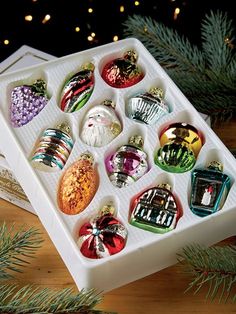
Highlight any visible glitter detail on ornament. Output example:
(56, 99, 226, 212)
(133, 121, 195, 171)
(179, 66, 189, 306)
(10, 79, 49, 128)
(77, 204, 128, 259)
(80, 99, 122, 147)
(105, 135, 149, 188)
(126, 87, 170, 125)
(129, 183, 182, 233)
(57, 152, 98, 215)
(101, 50, 144, 88)
(60, 63, 95, 113)
(31, 122, 74, 172)
(190, 161, 231, 217)
(154, 122, 203, 173)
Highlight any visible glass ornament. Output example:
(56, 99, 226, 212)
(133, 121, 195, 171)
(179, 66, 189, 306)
(101, 50, 144, 88)
(129, 183, 182, 233)
(77, 204, 128, 259)
(57, 152, 98, 215)
(190, 161, 231, 217)
(126, 87, 169, 125)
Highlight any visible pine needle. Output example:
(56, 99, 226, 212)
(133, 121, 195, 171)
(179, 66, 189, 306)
(0, 284, 114, 313)
(178, 244, 236, 303)
(0, 223, 43, 280)
(123, 11, 236, 124)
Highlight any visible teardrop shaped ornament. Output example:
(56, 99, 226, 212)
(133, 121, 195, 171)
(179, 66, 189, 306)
(60, 63, 95, 113)
(77, 204, 128, 259)
(101, 50, 144, 88)
(57, 152, 98, 215)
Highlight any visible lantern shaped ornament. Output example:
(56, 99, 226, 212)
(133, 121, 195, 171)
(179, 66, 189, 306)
(190, 161, 231, 217)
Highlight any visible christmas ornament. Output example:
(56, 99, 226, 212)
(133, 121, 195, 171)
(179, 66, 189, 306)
(154, 122, 203, 173)
(190, 161, 231, 217)
(60, 63, 95, 113)
(10, 79, 49, 128)
(80, 100, 122, 147)
(126, 87, 169, 124)
(129, 183, 182, 233)
(77, 204, 128, 259)
(105, 135, 149, 188)
(31, 122, 73, 172)
(57, 152, 98, 215)
(101, 50, 144, 88)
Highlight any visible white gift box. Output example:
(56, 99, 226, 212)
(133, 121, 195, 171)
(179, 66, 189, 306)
(0, 38, 235, 292)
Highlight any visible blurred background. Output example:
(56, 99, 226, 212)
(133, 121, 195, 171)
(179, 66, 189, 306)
(0, 0, 234, 62)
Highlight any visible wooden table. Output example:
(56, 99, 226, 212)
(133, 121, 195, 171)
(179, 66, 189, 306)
(1, 119, 236, 314)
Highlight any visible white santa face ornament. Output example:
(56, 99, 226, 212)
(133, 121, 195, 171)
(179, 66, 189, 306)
(80, 100, 122, 147)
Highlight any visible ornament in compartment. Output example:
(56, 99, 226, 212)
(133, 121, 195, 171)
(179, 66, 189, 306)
(126, 87, 170, 125)
(105, 135, 149, 188)
(58, 152, 98, 215)
(80, 100, 122, 147)
(129, 183, 182, 233)
(154, 122, 203, 173)
(10, 79, 49, 128)
(101, 50, 144, 88)
(190, 161, 231, 217)
(31, 122, 73, 172)
(60, 63, 95, 113)
(77, 204, 127, 259)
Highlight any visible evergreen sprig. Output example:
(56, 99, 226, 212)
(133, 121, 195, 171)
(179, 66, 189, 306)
(0, 223, 114, 313)
(0, 285, 112, 314)
(0, 223, 43, 279)
(178, 244, 236, 302)
(123, 11, 236, 124)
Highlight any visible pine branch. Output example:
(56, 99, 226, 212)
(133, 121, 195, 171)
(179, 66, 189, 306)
(178, 244, 236, 303)
(0, 285, 114, 314)
(0, 223, 43, 280)
(123, 12, 236, 124)
(123, 14, 205, 72)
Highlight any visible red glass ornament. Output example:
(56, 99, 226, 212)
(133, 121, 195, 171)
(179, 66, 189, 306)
(77, 205, 127, 259)
(101, 50, 144, 88)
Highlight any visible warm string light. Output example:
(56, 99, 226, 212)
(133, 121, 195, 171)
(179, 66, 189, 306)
(75, 26, 80, 32)
(120, 5, 125, 12)
(4, 40, 10, 45)
(88, 8, 93, 13)
(113, 35, 119, 42)
(134, 1, 140, 6)
(25, 15, 33, 22)
(42, 14, 51, 24)
(173, 7, 180, 20)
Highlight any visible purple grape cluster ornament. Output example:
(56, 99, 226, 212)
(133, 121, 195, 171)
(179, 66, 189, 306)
(10, 79, 49, 128)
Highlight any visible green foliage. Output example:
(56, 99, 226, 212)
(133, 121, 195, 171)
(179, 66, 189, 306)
(178, 244, 236, 302)
(0, 285, 112, 314)
(0, 223, 42, 279)
(123, 11, 236, 124)
(0, 223, 114, 313)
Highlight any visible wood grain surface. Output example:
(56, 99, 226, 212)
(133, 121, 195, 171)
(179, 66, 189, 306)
(1, 118, 236, 314)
